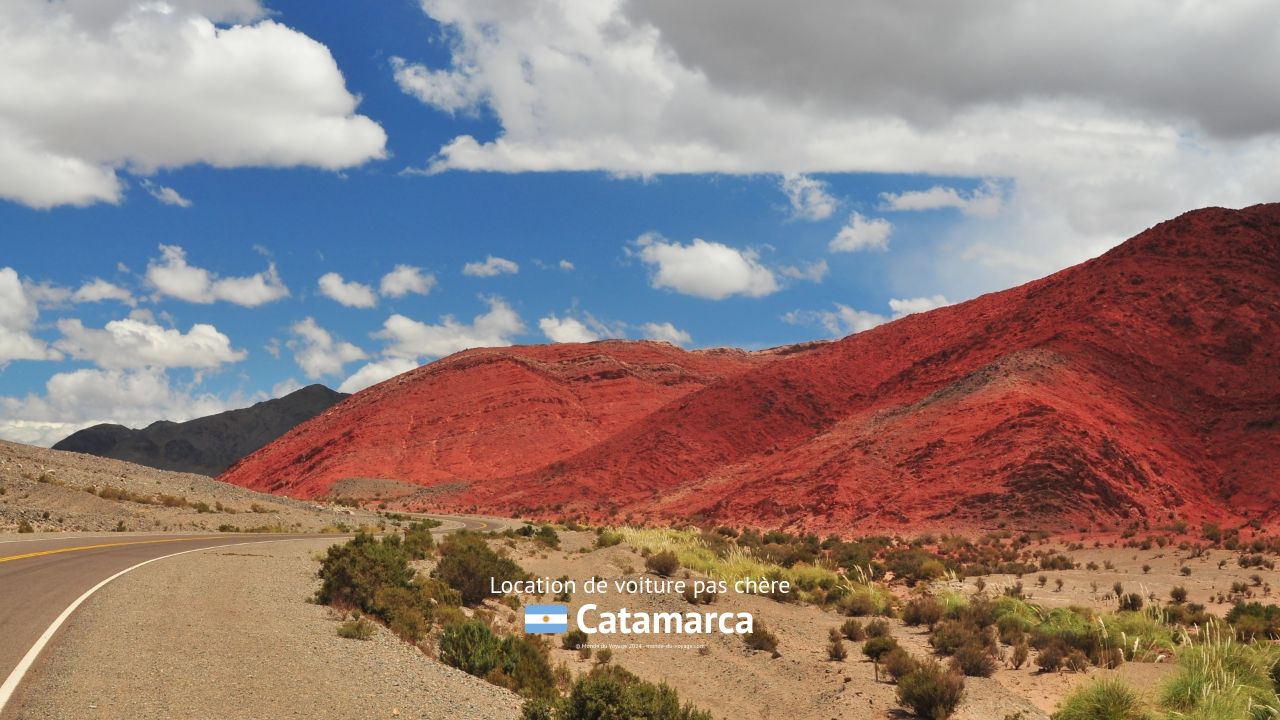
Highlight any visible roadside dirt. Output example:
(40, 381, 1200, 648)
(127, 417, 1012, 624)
(12, 537, 522, 720)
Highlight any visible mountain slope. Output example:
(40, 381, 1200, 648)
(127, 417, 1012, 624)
(53, 384, 348, 476)
(220, 205, 1280, 532)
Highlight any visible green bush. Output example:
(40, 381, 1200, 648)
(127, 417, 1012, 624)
(1052, 677, 1148, 720)
(433, 531, 527, 606)
(440, 620, 504, 677)
(403, 521, 436, 559)
(538, 664, 713, 720)
(1226, 602, 1280, 640)
(897, 659, 964, 720)
(535, 525, 561, 549)
(865, 618, 891, 638)
(645, 550, 680, 577)
(862, 635, 899, 661)
(595, 530, 623, 549)
(563, 628, 589, 650)
(316, 533, 416, 612)
(439, 621, 556, 700)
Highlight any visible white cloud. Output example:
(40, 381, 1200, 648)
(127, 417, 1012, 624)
(146, 244, 289, 306)
(639, 321, 692, 346)
(558, 260, 575, 271)
(141, 180, 193, 208)
(880, 182, 1002, 218)
(379, 264, 436, 298)
(830, 212, 892, 252)
(780, 174, 837, 221)
(538, 315, 600, 343)
(391, 56, 483, 114)
(0, 367, 237, 447)
(340, 297, 525, 392)
(888, 295, 951, 317)
(271, 377, 303, 398)
(463, 256, 519, 277)
(778, 259, 829, 283)
(318, 272, 378, 308)
(0, 0, 386, 209)
(634, 234, 778, 300)
(397, 0, 1280, 298)
(72, 279, 136, 306)
(287, 317, 367, 379)
(54, 317, 246, 370)
(0, 268, 61, 365)
(337, 357, 419, 394)
(784, 294, 952, 337)
(373, 297, 525, 360)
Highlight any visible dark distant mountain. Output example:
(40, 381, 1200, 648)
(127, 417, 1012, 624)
(54, 384, 348, 476)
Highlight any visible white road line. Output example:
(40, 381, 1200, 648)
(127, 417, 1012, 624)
(0, 537, 317, 715)
(0, 533, 158, 546)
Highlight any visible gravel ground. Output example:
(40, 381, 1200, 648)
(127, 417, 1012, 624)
(13, 538, 522, 720)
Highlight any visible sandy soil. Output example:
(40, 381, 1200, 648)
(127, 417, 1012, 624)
(484, 532, 1210, 720)
(0, 440, 384, 533)
(13, 537, 522, 720)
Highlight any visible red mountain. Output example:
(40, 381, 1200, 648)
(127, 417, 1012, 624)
(220, 205, 1280, 533)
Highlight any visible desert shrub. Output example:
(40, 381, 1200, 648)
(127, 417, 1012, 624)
(840, 618, 866, 641)
(402, 521, 436, 559)
(930, 620, 992, 656)
(1052, 677, 1148, 720)
(563, 628, 588, 650)
(903, 596, 945, 628)
(865, 618, 891, 638)
(1037, 640, 1066, 672)
(1010, 640, 1029, 669)
(595, 648, 612, 665)
(441, 621, 558, 701)
(883, 647, 919, 683)
(827, 631, 848, 661)
(1225, 602, 1280, 640)
(1031, 607, 1100, 658)
(1117, 593, 1143, 612)
(997, 615, 1028, 645)
(337, 616, 376, 640)
(1169, 586, 1187, 604)
(862, 635, 899, 661)
(534, 525, 561, 549)
(17, 519, 34, 533)
(836, 582, 895, 617)
(1064, 648, 1091, 672)
(744, 625, 780, 657)
(595, 529, 623, 548)
(897, 659, 965, 720)
(434, 531, 527, 605)
(950, 641, 997, 677)
(544, 664, 713, 720)
(645, 550, 680, 577)
(316, 533, 416, 612)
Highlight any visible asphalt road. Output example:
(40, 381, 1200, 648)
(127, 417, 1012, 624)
(0, 514, 507, 718)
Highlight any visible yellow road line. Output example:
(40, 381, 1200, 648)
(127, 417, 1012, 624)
(0, 537, 208, 564)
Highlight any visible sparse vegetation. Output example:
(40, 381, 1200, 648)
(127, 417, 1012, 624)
(744, 624, 780, 657)
(896, 658, 965, 720)
(645, 549, 681, 577)
(525, 664, 712, 720)
(432, 531, 526, 606)
(1052, 677, 1148, 720)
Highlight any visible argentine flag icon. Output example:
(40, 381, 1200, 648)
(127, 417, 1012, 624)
(524, 604, 569, 634)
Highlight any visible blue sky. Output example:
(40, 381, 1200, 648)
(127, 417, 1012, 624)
(2, 0, 1278, 444)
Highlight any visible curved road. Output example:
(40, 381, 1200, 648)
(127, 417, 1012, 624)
(0, 514, 507, 719)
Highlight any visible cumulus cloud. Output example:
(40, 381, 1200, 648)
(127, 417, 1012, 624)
(341, 297, 525, 393)
(639, 321, 692, 346)
(558, 260, 575, 271)
(0, 268, 61, 365)
(146, 245, 289, 306)
(54, 317, 246, 370)
(72, 279, 136, 306)
(880, 182, 1002, 218)
(784, 294, 952, 336)
(634, 234, 778, 300)
(0, 0, 386, 209)
(317, 272, 378, 308)
(780, 174, 837, 221)
(271, 377, 303, 398)
(830, 213, 892, 253)
(462, 256, 519, 277)
(287, 317, 367, 379)
(396, 0, 1280, 297)
(778, 259, 829, 283)
(0, 367, 238, 447)
(538, 315, 601, 344)
(141, 180, 193, 208)
(379, 265, 436, 298)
